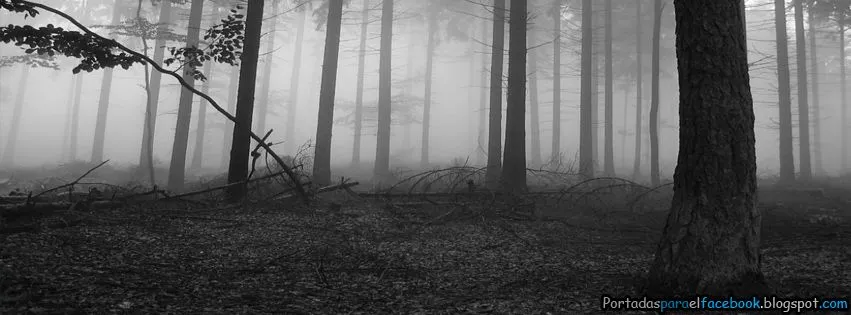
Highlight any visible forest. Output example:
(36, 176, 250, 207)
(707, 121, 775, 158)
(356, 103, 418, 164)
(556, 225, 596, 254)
(0, 0, 849, 313)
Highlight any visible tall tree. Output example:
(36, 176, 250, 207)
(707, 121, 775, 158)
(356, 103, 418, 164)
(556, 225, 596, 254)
(808, 0, 823, 174)
(286, 9, 307, 154)
(842, 8, 848, 173)
(167, 0, 205, 191)
(190, 59, 213, 172)
(551, 0, 561, 161)
(646, 0, 770, 296)
(775, 0, 796, 183)
(0, 65, 29, 166)
(352, 0, 369, 165)
(139, 0, 172, 174)
(603, 0, 614, 176)
(478, 16, 489, 164)
(255, 0, 279, 136)
(68, 75, 84, 161)
(649, 0, 662, 186)
(502, 0, 527, 192)
(580, 0, 594, 178)
(226, 0, 265, 201)
(373, 0, 394, 180)
(421, 4, 437, 167)
(795, 0, 812, 180)
(221, 65, 239, 168)
(486, 0, 506, 189)
(91, 0, 123, 163)
(528, 26, 542, 166)
(313, 0, 344, 187)
(632, 0, 643, 179)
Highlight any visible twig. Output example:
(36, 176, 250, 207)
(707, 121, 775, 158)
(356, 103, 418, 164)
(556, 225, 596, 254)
(32, 160, 109, 200)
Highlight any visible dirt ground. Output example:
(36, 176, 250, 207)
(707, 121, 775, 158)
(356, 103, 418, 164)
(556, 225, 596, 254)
(0, 167, 848, 314)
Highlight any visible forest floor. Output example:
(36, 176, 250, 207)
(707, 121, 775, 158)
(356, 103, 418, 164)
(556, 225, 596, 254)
(0, 165, 849, 314)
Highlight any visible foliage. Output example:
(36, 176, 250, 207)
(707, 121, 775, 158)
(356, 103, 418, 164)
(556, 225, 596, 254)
(0, 53, 57, 69)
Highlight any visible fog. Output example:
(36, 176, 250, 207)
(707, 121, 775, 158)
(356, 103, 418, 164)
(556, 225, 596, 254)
(0, 0, 848, 182)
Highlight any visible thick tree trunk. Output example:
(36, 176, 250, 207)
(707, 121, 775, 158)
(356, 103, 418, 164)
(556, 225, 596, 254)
(221, 65, 239, 169)
(167, 0, 205, 192)
(421, 9, 437, 168)
(649, 0, 661, 186)
(604, 0, 614, 176)
(0, 65, 29, 166)
(775, 0, 796, 183)
(190, 61, 213, 172)
(646, 0, 770, 297)
(528, 30, 542, 167)
(552, 0, 561, 161)
(486, 0, 506, 190)
(633, 0, 643, 180)
(255, 1, 279, 136)
(91, 0, 122, 163)
(794, 0, 811, 181)
(374, 0, 394, 180)
(139, 0, 171, 172)
(352, 0, 369, 166)
(808, 1, 822, 175)
(286, 10, 307, 154)
(579, 0, 594, 178)
(501, 0, 527, 193)
(226, 0, 265, 201)
(313, 0, 344, 187)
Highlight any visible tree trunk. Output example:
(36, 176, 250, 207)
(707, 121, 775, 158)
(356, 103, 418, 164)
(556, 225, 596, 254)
(580, 0, 594, 178)
(62, 75, 76, 161)
(633, 0, 643, 180)
(140, 0, 171, 173)
(421, 8, 437, 168)
(501, 0, 527, 193)
(841, 18, 848, 173)
(621, 87, 628, 169)
(91, 0, 122, 163)
(649, 0, 661, 186)
(70, 73, 83, 161)
(313, 0, 344, 187)
(255, 0, 279, 136)
(0, 65, 29, 166)
(647, 0, 770, 297)
(775, 0, 796, 183)
(794, 0, 811, 181)
(478, 17, 489, 164)
(286, 9, 307, 154)
(190, 61, 213, 172)
(528, 30, 542, 167)
(604, 0, 614, 176)
(221, 65, 239, 169)
(552, 0, 561, 162)
(373, 0, 394, 181)
(352, 0, 369, 166)
(226, 0, 265, 201)
(486, 0, 506, 190)
(167, 0, 205, 192)
(808, 1, 822, 175)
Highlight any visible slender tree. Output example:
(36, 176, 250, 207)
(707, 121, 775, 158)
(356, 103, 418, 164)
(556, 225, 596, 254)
(528, 26, 542, 166)
(226, 0, 265, 201)
(486, 0, 506, 189)
(167, 0, 205, 191)
(221, 65, 239, 168)
(287, 9, 307, 154)
(374, 0, 394, 180)
(795, 0, 812, 180)
(775, 0, 796, 183)
(502, 0, 528, 192)
(551, 0, 561, 161)
(313, 0, 345, 186)
(0, 65, 30, 166)
(649, 0, 662, 186)
(139, 0, 172, 173)
(580, 0, 594, 178)
(633, 0, 643, 179)
(352, 0, 369, 165)
(255, 0, 279, 136)
(647, 0, 769, 297)
(91, 0, 123, 163)
(421, 4, 437, 167)
(190, 60, 213, 172)
(603, 0, 614, 176)
(478, 16, 489, 164)
(808, 0, 823, 175)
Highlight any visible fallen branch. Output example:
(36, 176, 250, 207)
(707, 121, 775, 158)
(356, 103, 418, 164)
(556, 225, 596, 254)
(163, 170, 292, 201)
(31, 160, 109, 200)
(275, 181, 360, 200)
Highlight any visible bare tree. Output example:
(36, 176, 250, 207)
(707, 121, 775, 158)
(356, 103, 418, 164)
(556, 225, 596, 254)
(486, 0, 506, 190)
(501, 0, 527, 192)
(775, 0, 796, 183)
(649, 0, 662, 186)
(91, 0, 123, 163)
(795, 0, 812, 180)
(632, 0, 643, 180)
(0, 65, 30, 166)
(139, 0, 172, 174)
(313, 0, 345, 186)
(603, 0, 614, 176)
(580, 0, 593, 178)
(352, 0, 369, 165)
(551, 0, 561, 161)
(374, 0, 394, 181)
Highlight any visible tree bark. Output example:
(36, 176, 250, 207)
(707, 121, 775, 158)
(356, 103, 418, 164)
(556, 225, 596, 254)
(501, 0, 527, 193)
(528, 29, 542, 167)
(421, 7, 437, 168)
(373, 0, 394, 181)
(190, 60, 213, 172)
(604, 0, 614, 176)
(580, 0, 594, 178)
(255, 0, 278, 136)
(633, 0, 643, 180)
(808, 1, 822, 175)
(221, 65, 239, 169)
(286, 9, 307, 154)
(139, 0, 171, 173)
(352, 0, 369, 166)
(226, 0, 265, 201)
(478, 17, 489, 164)
(0, 65, 29, 167)
(775, 0, 796, 183)
(650, 0, 661, 186)
(552, 0, 561, 162)
(794, 0, 811, 181)
(486, 0, 506, 190)
(91, 0, 122, 163)
(313, 0, 344, 187)
(167, 0, 205, 192)
(646, 0, 770, 297)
